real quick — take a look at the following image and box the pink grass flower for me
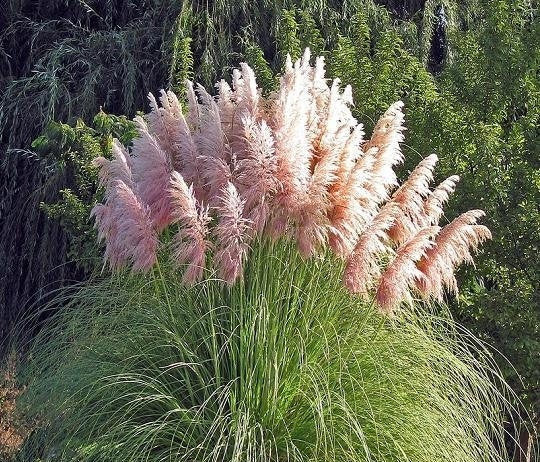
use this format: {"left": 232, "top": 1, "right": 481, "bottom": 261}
{"left": 329, "top": 149, "right": 377, "bottom": 257}
{"left": 91, "top": 180, "right": 157, "bottom": 272}
{"left": 130, "top": 116, "right": 175, "bottom": 231}
{"left": 363, "top": 101, "right": 406, "bottom": 203}
{"left": 214, "top": 182, "right": 251, "bottom": 285}
{"left": 421, "top": 175, "right": 460, "bottom": 226}
{"left": 343, "top": 203, "right": 399, "bottom": 296}
{"left": 375, "top": 226, "right": 439, "bottom": 315}
{"left": 416, "top": 210, "right": 492, "bottom": 301}
{"left": 235, "top": 116, "right": 279, "bottom": 235}
{"left": 387, "top": 154, "right": 438, "bottom": 245}
{"left": 169, "top": 172, "right": 211, "bottom": 285}
{"left": 93, "top": 139, "right": 133, "bottom": 191}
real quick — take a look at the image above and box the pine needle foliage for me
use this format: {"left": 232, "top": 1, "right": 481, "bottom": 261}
{"left": 16, "top": 240, "right": 516, "bottom": 461}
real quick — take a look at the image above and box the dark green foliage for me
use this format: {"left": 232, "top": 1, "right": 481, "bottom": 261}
{"left": 34, "top": 113, "right": 137, "bottom": 271}
{"left": 0, "top": 113, "right": 136, "bottom": 352}
{"left": 0, "top": 0, "right": 192, "bottom": 354}
{"left": 328, "top": 0, "right": 540, "bottom": 422}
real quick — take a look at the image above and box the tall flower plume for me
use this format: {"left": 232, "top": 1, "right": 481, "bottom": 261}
{"left": 214, "top": 182, "right": 251, "bottom": 285}
{"left": 169, "top": 172, "right": 211, "bottom": 285}
{"left": 421, "top": 175, "right": 460, "bottom": 226}
{"left": 130, "top": 116, "right": 174, "bottom": 231}
{"left": 91, "top": 48, "right": 490, "bottom": 314}
{"left": 387, "top": 154, "right": 438, "bottom": 245}
{"left": 343, "top": 203, "right": 398, "bottom": 297}
{"left": 376, "top": 226, "right": 439, "bottom": 315}
{"left": 91, "top": 180, "right": 157, "bottom": 272}
{"left": 416, "top": 210, "right": 492, "bottom": 301}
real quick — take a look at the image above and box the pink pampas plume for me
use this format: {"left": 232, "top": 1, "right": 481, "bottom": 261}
{"left": 191, "top": 83, "right": 234, "bottom": 204}
{"left": 421, "top": 175, "right": 460, "bottom": 226}
{"left": 216, "top": 64, "right": 260, "bottom": 162}
{"left": 329, "top": 148, "right": 377, "bottom": 257}
{"left": 130, "top": 116, "right": 174, "bottom": 232}
{"left": 312, "top": 79, "right": 356, "bottom": 164}
{"left": 387, "top": 154, "right": 438, "bottom": 245}
{"left": 169, "top": 172, "right": 211, "bottom": 285}
{"left": 343, "top": 203, "right": 399, "bottom": 296}
{"left": 330, "top": 124, "right": 365, "bottom": 200}
{"left": 216, "top": 79, "right": 235, "bottom": 139}
{"left": 375, "top": 226, "right": 440, "bottom": 315}
{"left": 363, "top": 101, "right": 405, "bottom": 203}
{"left": 186, "top": 80, "right": 200, "bottom": 131}
{"left": 91, "top": 180, "right": 157, "bottom": 272}
{"left": 93, "top": 139, "right": 133, "bottom": 191}
{"left": 146, "top": 90, "right": 183, "bottom": 167}
{"left": 231, "top": 64, "right": 260, "bottom": 141}
{"left": 214, "top": 182, "right": 251, "bottom": 285}
{"left": 296, "top": 142, "right": 340, "bottom": 257}
{"left": 146, "top": 90, "right": 205, "bottom": 203}
{"left": 416, "top": 210, "right": 492, "bottom": 301}
{"left": 305, "top": 55, "right": 331, "bottom": 145}
{"left": 235, "top": 116, "right": 279, "bottom": 234}
{"left": 267, "top": 51, "right": 313, "bottom": 235}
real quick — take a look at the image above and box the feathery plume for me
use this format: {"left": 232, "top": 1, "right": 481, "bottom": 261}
{"left": 90, "top": 51, "right": 490, "bottom": 314}
{"left": 387, "top": 154, "right": 438, "bottom": 245}
{"left": 185, "top": 80, "right": 200, "bottom": 131}
{"left": 296, "top": 143, "right": 340, "bottom": 257}
{"left": 130, "top": 116, "right": 173, "bottom": 231}
{"left": 343, "top": 203, "right": 398, "bottom": 296}
{"left": 92, "top": 180, "right": 157, "bottom": 271}
{"left": 146, "top": 91, "right": 183, "bottom": 166}
{"left": 192, "top": 83, "right": 234, "bottom": 203}
{"left": 169, "top": 172, "right": 211, "bottom": 285}
{"left": 93, "top": 139, "right": 133, "bottom": 191}
{"left": 421, "top": 175, "right": 460, "bottom": 226}
{"left": 329, "top": 149, "right": 377, "bottom": 257}
{"left": 363, "top": 101, "right": 405, "bottom": 203}
{"left": 417, "top": 210, "right": 492, "bottom": 301}
{"left": 214, "top": 182, "right": 251, "bottom": 285}
{"left": 268, "top": 52, "right": 313, "bottom": 234}
{"left": 235, "top": 116, "right": 279, "bottom": 234}
{"left": 376, "top": 226, "right": 439, "bottom": 315}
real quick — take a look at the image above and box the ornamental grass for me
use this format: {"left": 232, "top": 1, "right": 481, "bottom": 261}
{"left": 14, "top": 50, "right": 520, "bottom": 461}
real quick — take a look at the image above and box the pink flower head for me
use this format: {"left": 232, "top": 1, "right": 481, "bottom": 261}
{"left": 329, "top": 148, "right": 377, "bottom": 257}
{"left": 416, "top": 210, "right": 492, "bottom": 301}
{"left": 421, "top": 175, "right": 460, "bottom": 226}
{"left": 130, "top": 116, "right": 174, "bottom": 232}
{"left": 93, "top": 139, "right": 133, "bottom": 191}
{"left": 387, "top": 154, "right": 438, "bottom": 245}
{"left": 92, "top": 180, "right": 157, "bottom": 272}
{"left": 214, "top": 182, "right": 251, "bottom": 285}
{"left": 343, "top": 203, "right": 399, "bottom": 296}
{"left": 235, "top": 116, "right": 279, "bottom": 235}
{"left": 169, "top": 172, "right": 211, "bottom": 285}
{"left": 363, "top": 101, "right": 406, "bottom": 203}
{"left": 375, "top": 226, "right": 439, "bottom": 315}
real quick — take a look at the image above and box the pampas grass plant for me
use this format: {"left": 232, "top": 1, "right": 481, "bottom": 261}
{"left": 12, "top": 49, "right": 526, "bottom": 461}
{"left": 16, "top": 240, "right": 515, "bottom": 461}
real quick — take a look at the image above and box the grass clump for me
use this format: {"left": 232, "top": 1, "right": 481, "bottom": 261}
{"left": 16, "top": 240, "right": 515, "bottom": 461}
